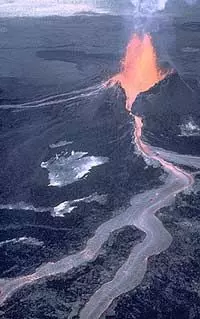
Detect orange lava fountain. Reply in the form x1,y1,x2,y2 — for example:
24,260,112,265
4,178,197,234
109,33,168,111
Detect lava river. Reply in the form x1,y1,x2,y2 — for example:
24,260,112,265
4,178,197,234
0,33,199,319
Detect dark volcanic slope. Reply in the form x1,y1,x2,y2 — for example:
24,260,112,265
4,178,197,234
133,73,200,155
0,84,162,279
0,16,131,103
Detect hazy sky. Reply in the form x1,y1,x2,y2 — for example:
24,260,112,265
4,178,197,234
0,0,198,17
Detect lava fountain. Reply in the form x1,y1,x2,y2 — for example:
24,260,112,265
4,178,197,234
108,33,168,110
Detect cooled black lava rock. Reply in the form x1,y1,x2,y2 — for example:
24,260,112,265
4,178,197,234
132,73,200,155
105,190,200,319
0,84,162,278
0,85,128,203
1,226,145,319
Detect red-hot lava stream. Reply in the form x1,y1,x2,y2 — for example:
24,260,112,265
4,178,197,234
108,33,194,185
108,32,194,271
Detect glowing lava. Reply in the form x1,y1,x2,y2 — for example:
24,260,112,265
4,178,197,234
109,33,168,110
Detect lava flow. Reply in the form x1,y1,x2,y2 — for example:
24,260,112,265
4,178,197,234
109,33,193,197
109,33,168,111
78,34,195,319
0,33,197,318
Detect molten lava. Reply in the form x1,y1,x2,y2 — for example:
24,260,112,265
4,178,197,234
109,33,168,111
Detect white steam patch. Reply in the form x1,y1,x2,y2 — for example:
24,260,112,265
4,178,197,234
0,202,49,213
41,151,108,187
179,118,200,137
53,202,77,217
53,193,107,217
49,140,73,149
0,237,44,247
182,47,200,53
0,193,107,218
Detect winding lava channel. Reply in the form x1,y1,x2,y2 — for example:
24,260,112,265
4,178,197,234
0,34,196,318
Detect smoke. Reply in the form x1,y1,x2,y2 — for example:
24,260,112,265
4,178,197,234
0,0,106,17
0,0,198,17
130,0,168,14
185,0,197,3
130,0,199,14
